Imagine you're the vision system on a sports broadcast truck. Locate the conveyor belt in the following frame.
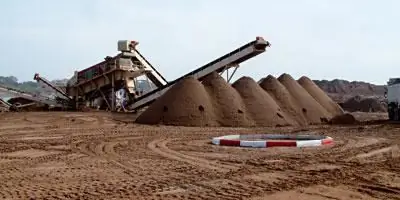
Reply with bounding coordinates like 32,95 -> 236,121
33,73 -> 71,100
0,85 -> 62,107
119,49 -> 168,88
0,98 -> 11,108
134,50 -> 168,88
130,37 -> 270,110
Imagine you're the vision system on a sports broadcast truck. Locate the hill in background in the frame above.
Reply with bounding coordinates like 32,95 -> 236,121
313,79 -> 386,103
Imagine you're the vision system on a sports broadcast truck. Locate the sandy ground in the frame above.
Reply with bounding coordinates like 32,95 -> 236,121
0,112 -> 399,200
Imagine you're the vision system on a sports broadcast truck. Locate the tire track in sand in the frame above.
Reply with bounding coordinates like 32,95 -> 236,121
72,136 -> 145,175
148,138 -> 237,172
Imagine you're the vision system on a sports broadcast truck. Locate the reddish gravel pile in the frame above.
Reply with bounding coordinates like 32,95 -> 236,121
136,72 -> 343,127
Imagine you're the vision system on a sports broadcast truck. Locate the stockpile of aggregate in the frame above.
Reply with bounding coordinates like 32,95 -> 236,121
202,72 -> 253,127
298,76 -> 345,116
136,72 -> 343,127
277,74 -> 332,124
341,96 -> 386,112
329,113 -> 358,125
259,75 -> 308,126
232,76 -> 295,126
135,77 -> 219,126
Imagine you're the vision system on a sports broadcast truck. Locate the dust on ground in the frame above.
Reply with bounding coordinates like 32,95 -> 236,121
0,112 -> 399,200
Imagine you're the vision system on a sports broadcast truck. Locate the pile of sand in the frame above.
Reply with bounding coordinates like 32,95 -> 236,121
259,75 -> 308,126
135,77 -> 218,126
298,76 -> 344,116
278,74 -> 332,124
329,113 -> 358,125
232,76 -> 294,126
136,72 -> 343,127
341,96 -> 386,112
202,72 -> 253,127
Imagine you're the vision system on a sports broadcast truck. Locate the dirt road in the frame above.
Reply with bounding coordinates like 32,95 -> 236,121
0,112 -> 399,199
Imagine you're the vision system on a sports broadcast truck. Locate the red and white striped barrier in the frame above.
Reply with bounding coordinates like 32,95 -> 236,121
212,134 -> 333,148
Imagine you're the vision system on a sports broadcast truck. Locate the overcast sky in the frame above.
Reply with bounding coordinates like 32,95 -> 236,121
0,0 -> 399,84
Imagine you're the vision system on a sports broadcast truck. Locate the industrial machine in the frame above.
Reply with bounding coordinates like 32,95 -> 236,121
33,36 -> 271,112
33,73 -> 74,108
0,84 -> 65,111
386,78 -> 400,120
130,37 -> 270,110
0,97 -> 11,111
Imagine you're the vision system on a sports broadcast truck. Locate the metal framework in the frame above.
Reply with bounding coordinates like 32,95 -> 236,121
130,37 -> 270,110
32,36 -> 270,112
219,64 -> 240,83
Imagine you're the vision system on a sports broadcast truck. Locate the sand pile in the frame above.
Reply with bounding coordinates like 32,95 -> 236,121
136,72 -> 343,127
329,113 -> 358,125
359,98 -> 386,112
341,96 -> 386,112
298,76 -> 344,116
277,74 -> 332,124
202,72 -> 253,126
135,77 -> 218,126
259,75 -> 308,126
232,76 -> 294,126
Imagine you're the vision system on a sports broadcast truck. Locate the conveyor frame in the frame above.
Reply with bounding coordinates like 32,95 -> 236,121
130,37 -> 270,110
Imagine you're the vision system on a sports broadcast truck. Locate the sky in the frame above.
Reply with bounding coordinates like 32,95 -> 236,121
0,0 -> 399,85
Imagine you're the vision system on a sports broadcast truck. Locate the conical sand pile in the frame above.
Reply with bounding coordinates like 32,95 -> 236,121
278,74 -> 332,124
232,76 -> 295,126
259,75 -> 308,126
298,76 -> 344,116
202,72 -> 253,127
135,76 -> 218,126
136,72 -> 343,127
